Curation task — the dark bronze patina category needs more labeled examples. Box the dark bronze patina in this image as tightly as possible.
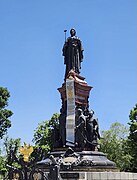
[35,29,116,176]
[62,28,84,78]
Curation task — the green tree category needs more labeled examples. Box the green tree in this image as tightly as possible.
[0,87,13,139]
[0,137,21,177]
[128,104,137,172]
[99,122,132,171]
[4,137,21,167]
[32,113,59,160]
[0,149,6,177]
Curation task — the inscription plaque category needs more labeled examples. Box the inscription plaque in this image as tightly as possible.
[61,173,79,179]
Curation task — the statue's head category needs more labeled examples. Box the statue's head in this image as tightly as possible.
[70,28,76,37]
[89,110,94,117]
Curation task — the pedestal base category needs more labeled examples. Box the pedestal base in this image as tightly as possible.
[29,148,137,180]
[33,148,118,180]
[60,172,137,180]
[30,170,137,180]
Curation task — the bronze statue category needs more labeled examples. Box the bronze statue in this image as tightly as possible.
[86,111,100,149]
[59,108,66,147]
[75,108,86,149]
[62,29,84,78]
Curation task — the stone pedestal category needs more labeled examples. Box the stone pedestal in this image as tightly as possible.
[58,70,92,109]
[60,172,137,180]
[33,148,118,179]
[57,70,94,148]
[36,149,116,170]
[31,168,137,180]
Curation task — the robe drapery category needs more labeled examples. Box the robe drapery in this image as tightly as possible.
[63,36,84,78]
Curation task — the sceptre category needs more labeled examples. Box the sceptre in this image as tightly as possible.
[64,30,67,42]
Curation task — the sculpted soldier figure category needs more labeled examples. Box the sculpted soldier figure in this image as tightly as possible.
[62,29,84,78]
[86,111,100,150]
[75,108,86,149]
[59,108,66,147]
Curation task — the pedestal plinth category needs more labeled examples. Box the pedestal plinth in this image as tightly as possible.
[58,70,92,108]
[36,149,116,171]
[57,70,94,148]
[34,147,118,180]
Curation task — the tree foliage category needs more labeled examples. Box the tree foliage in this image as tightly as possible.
[0,87,13,139]
[127,104,137,172]
[0,137,21,177]
[99,122,132,171]
[32,113,60,160]
[0,150,6,176]
[4,137,21,167]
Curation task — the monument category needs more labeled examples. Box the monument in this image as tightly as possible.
[31,29,119,180]
[6,29,137,180]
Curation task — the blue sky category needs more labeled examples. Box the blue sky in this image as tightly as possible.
[0,0,136,144]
